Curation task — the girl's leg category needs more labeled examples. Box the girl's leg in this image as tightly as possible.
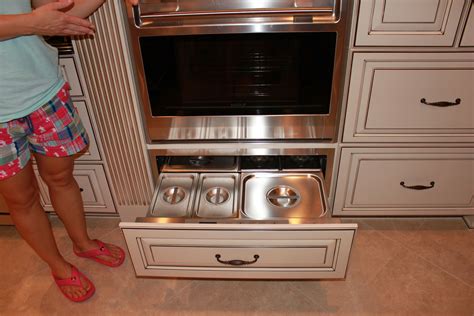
[0,161,90,299]
[34,153,123,264]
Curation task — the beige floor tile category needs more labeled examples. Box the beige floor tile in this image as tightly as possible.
[339,248,474,316]
[1,217,473,316]
[290,228,404,313]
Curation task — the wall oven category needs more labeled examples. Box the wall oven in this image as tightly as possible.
[127,0,348,142]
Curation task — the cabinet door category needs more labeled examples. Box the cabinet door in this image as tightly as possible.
[59,57,84,97]
[34,164,116,214]
[461,3,474,46]
[355,0,465,46]
[73,101,101,161]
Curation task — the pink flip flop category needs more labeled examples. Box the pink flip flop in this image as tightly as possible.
[74,239,125,267]
[53,266,95,303]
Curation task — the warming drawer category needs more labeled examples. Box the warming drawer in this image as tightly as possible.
[120,158,357,279]
[120,223,356,279]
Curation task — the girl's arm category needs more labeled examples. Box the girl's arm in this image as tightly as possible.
[0,0,95,41]
[32,0,106,19]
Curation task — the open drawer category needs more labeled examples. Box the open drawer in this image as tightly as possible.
[120,222,356,279]
[120,156,357,279]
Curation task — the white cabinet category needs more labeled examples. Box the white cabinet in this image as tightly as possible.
[335,0,474,222]
[48,53,116,214]
[334,148,474,216]
[34,164,116,214]
[461,3,474,47]
[121,222,356,279]
[59,57,84,97]
[355,0,465,46]
[343,52,474,143]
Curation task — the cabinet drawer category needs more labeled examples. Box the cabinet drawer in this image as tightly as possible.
[120,225,356,279]
[344,53,474,143]
[34,164,116,214]
[461,3,474,46]
[355,0,465,46]
[333,148,474,216]
[73,101,101,161]
[59,58,84,97]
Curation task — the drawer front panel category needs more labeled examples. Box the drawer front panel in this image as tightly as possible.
[34,165,116,213]
[121,226,356,279]
[355,0,465,46]
[461,3,474,46]
[73,101,101,161]
[333,148,474,216]
[59,58,84,97]
[344,53,474,143]
[142,239,336,268]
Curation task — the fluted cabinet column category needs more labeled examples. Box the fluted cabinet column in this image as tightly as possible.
[74,0,154,220]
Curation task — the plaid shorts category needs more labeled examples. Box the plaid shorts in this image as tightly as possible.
[0,83,89,180]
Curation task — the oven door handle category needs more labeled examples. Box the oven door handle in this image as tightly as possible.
[132,5,141,27]
[140,7,334,20]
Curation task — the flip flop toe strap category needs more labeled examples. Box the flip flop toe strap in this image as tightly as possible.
[76,240,113,258]
[54,266,85,288]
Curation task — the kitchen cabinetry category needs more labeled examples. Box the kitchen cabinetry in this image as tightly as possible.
[334,0,474,227]
[35,53,116,214]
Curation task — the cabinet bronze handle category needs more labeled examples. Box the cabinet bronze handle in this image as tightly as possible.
[215,254,260,266]
[400,181,435,190]
[420,98,461,107]
[132,5,141,27]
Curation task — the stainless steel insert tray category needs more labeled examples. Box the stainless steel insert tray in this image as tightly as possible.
[240,172,327,220]
[194,173,239,218]
[150,173,198,217]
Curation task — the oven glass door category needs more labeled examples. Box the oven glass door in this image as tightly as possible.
[140,32,336,117]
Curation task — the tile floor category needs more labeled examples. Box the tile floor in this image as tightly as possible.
[0,216,473,316]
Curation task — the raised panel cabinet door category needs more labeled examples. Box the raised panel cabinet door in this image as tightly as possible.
[59,58,84,97]
[343,52,474,143]
[34,164,116,213]
[333,148,474,216]
[461,3,474,46]
[72,101,101,161]
[355,0,465,46]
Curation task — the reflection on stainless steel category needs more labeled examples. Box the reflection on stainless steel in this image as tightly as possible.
[162,186,186,204]
[241,172,327,220]
[150,173,198,217]
[127,0,348,142]
[195,173,238,218]
[206,187,230,205]
[266,185,300,208]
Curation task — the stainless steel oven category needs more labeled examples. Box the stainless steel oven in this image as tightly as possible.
[126,0,349,142]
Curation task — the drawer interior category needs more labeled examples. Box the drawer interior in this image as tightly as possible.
[145,155,329,223]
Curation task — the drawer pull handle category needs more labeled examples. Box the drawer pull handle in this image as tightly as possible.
[420,98,461,107]
[215,254,259,266]
[400,181,435,190]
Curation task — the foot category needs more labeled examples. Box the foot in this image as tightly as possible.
[51,264,94,302]
[73,239,125,267]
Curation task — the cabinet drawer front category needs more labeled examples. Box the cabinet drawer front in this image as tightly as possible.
[73,101,101,161]
[34,165,116,213]
[344,53,474,143]
[120,226,356,279]
[142,239,336,268]
[333,148,474,216]
[59,58,84,97]
[461,4,474,46]
[355,0,465,46]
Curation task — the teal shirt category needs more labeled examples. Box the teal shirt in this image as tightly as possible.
[0,0,65,122]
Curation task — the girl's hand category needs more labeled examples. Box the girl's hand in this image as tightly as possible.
[29,0,95,36]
